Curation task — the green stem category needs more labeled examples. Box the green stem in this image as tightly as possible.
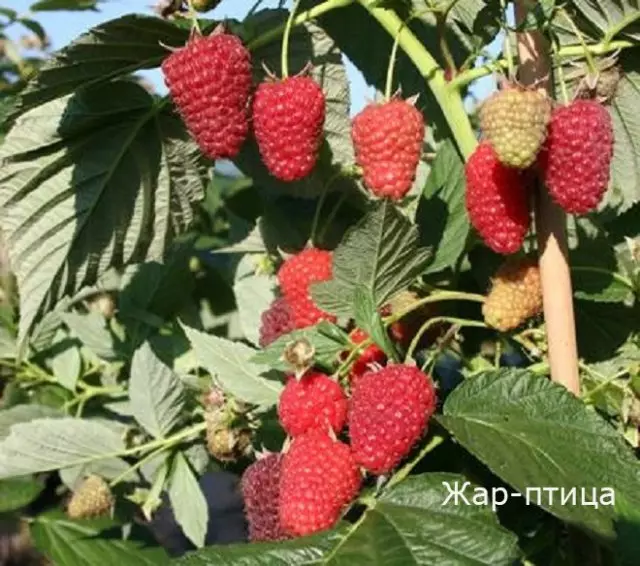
[559,8,597,75]
[449,39,632,90]
[386,434,445,489]
[69,422,206,472]
[500,0,515,78]
[384,20,405,100]
[186,0,202,35]
[281,0,302,77]
[109,443,169,488]
[247,0,354,51]
[358,0,477,158]
[602,11,640,47]
[386,290,486,325]
[405,317,487,362]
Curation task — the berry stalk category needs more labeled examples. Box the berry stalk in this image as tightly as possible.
[358,0,477,158]
[514,0,580,395]
[247,0,354,51]
[281,0,303,78]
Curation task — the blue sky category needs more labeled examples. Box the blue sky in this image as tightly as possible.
[7,0,497,115]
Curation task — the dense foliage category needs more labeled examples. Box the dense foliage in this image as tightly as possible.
[0,0,638,564]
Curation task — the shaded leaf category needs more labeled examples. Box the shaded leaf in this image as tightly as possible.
[49,328,82,390]
[168,452,208,549]
[61,312,122,362]
[129,342,186,439]
[0,404,62,440]
[0,79,207,347]
[416,140,469,274]
[233,271,276,347]
[0,417,126,478]
[0,476,43,512]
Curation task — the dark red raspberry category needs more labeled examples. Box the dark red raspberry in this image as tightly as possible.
[538,99,614,214]
[162,28,252,160]
[278,372,347,437]
[465,141,532,254]
[351,97,425,200]
[279,430,361,536]
[349,364,437,475]
[277,248,336,328]
[252,75,326,182]
[241,453,290,542]
[259,297,294,347]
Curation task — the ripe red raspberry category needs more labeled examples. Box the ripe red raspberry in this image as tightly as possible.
[277,248,336,328]
[465,142,532,254]
[538,100,614,214]
[352,97,425,200]
[252,75,325,182]
[162,28,251,160]
[346,328,386,386]
[349,365,437,475]
[278,372,347,437]
[259,297,294,347]
[241,453,290,542]
[279,430,361,536]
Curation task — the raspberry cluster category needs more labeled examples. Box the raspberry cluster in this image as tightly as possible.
[162,28,326,182]
[240,358,437,539]
[467,83,614,255]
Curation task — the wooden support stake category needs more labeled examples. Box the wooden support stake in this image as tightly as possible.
[514,1,580,395]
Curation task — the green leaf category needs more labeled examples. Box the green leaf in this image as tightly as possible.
[0,80,207,348]
[129,342,186,439]
[0,476,43,512]
[30,511,169,566]
[119,244,196,323]
[312,200,431,318]
[0,404,62,440]
[353,285,397,361]
[181,323,282,408]
[174,473,520,565]
[235,12,354,198]
[30,0,98,9]
[0,417,126,479]
[61,312,123,362]
[49,328,82,391]
[251,321,349,372]
[233,270,277,347]
[168,452,209,549]
[13,14,185,115]
[439,369,640,538]
[416,140,469,274]
[572,267,634,302]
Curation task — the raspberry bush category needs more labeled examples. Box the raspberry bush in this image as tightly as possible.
[0,0,638,564]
